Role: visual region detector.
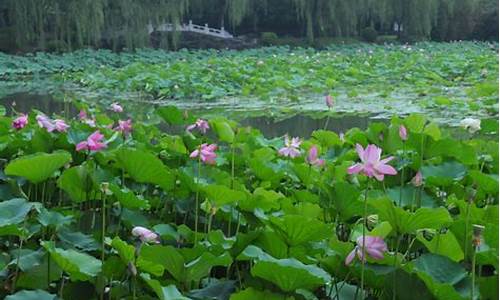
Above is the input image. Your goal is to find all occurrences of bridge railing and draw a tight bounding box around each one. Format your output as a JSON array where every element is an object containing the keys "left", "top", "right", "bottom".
[{"left": 147, "top": 20, "right": 233, "bottom": 39}]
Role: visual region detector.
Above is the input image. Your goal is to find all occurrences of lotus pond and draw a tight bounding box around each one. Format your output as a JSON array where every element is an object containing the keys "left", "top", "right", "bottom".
[{"left": 0, "top": 42, "right": 498, "bottom": 300}]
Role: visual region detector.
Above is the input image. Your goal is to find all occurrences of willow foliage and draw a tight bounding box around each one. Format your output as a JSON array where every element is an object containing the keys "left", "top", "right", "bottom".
[{"left": 0, "top": 0, "right": 495, "bottom": 51}]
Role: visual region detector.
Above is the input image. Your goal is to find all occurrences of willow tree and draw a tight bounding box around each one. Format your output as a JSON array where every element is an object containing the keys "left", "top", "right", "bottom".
[{"left": 5, "top": 0, "right": 188, "bottom": 51}]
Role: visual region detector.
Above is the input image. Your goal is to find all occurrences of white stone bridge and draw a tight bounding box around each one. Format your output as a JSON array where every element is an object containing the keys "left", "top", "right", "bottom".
[{"left": 147, "top": 20, "right": 234, "bottom": 39}]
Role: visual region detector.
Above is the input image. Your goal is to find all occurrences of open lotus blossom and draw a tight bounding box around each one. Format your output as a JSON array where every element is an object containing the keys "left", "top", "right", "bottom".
[
  {"left": 190, "top": 143, "right": 217, "bottom": 164},
  {"left": 12, "top": 114, "right": 28, "bottom": 130},
  {"left": 78, "top": 109, "right": 87, "bottom": 120},
  {"left": 278, "top": 136, "right": 301, "bottom": 158},
  {"left": 345, "top": 235, "right": 388, "bottom": 265},
  {"left": 76, "top": 131, "right": 107, "bottom": 152},
  {"left": 131, "top": 226, "right": 160, "bottom": 244},
  {"left": 306, "top": 145, "right": 325, "bottom": 167},
  {"left": 325, "top": 94, "right": 334, "bottom": 108},
  {"left": 347, "top": 144, "right": 397, "bottom": 181},
  {"left": 399, "top": 125, "right": 408, "bottom": 141},
  {"left": 110, "top": 102, "right": 123, "bottom": 113},
  {"left": 115, "top": 119, "right": 133, "bottom": 135},
  {"left": 53, "top": 119, "right": 70, "bottom": 132},
  {"left": 411, "top": 171, "right": 423, "bottom": 187},
  {"left": 36, "top": 114, "right": 56, "bottom": 132},
  {"left": 459, "top": 118, "right": 481, "bottom": 133},
  {"left": 186, "top": 119, "right": 210, "bottom": 134}
]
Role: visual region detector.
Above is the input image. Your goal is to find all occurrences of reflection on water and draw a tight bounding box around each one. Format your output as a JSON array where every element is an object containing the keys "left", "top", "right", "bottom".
[
  {"left": 1, "top": 92, "right": 384, "bottom": 138},
  {"left": 241, "top": 114, "right": 384, "bottom": 138},
  {"left": 0, "top": 92, "right": 77, "bottom": 118}
]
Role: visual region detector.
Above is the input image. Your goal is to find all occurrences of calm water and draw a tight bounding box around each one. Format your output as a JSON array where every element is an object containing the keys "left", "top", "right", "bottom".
[{"left": 0, "top": 92, "right": 383, "bottom": 138}]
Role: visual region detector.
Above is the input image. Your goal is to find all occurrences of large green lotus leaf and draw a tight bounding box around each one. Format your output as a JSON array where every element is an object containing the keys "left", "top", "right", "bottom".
[
  {"left": 0, "top": 198, "right": 33, "bottom": 227},
  {"left": 185, "top": 252, "right": 233, "bottom": 283},
  {"left": 16, "top": 255, "right": 62, "bottom": 290},
  {"left": 188, "top": 280, "right": 236, "bottom": 300},
  {"left": 115, "top": 148, "right": 174, "bottom": 191},
  {"left": 412, "top": 253, "right": 472, "bottom": 300},
  {"left": 57, "top": 166, "right": 91, "bottom": 203},
  {"left": 311, "top": 130, "right": 342, "bottom": 147},
  {"left": 230, "top": 287, "right": 291, "bottom": 300},
  {"left": 109, "top": 184, "right": 150, "bottom": 210},
  {"left": 239, "top": 187, "right": 282, "bottom": 212},
  {"left": 371, "top": 197, "right": 452, "bottom": 234},
  {"left": 417, "top": 231, "right": 464, "bottom": 262},
  {"left": 468, "top": 171, "right": 498, "bottom": 194},
  {"left": 141, "top": 274, "right": 190, "bottom": 300},
  {"left": 332, "top": 182, "right": 364, "bottom": 222},
  {"left": 5, "top": 290, "right": 57, "bottom": 300},
  {"left": 57, "top": 229, "right": 99, "bottom": 251},
  {"left": 421, "top": 161, "right": 467, "bottom": 186},
  {"left": 251, "top": 253, "right": 331, "bottom": 292},
  {"left": 326, "top": 281, "right": 363, "bottom": 300},
  {"left": 204, "top": 184, "right": 247, "bottom": 207},
  {"left": 383, "top": 269, "right": 434, "bottom": 300},
  {"left": 9, "top": 249, "right": 44, "bottom": 271},
  {"left": 137, "top": 244, "right": 184, "bottom": 282},
  {"left": 254, "top": 230, "right": 288, "bottom": 259},
  {"left": 402, "top": 207, "right": 452, "bottom": 234},
  {"left": 387, "top": 186, "right": 437, "bottom": 208},
  {"left": 427, "top": 139, "right": 477, "bottom": 165},
  {"left": 5, "top": 151, "right": 72, "bottom": 183},
  {"left": 42, "top": 241, "right": 101, "bottom": 281},
  {"left": 111, "top": 237, "right": 135, "bottom": 264},
  {"left": 37, "top": 208, "right": 73, "bottom": 228},
  {"left": 404, "top": 114, "right": 427, "bottom": 133},
  {"left": 211, "top": 119, "right": 235, "bottom": 143},
  {"left": 269, "top": 215, "right": 332, "bottom": 246},
  {"left": 156, "top": 106, "right": 186, "bottom": 125}
]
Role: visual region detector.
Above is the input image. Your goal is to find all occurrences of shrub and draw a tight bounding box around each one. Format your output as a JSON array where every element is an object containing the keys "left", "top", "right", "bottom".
[
  {"left": 261, "top": 32, "right": 279, "bottom": 46},
  {"left": 361, "top": 27, "right": 378, "bottom": 43}
]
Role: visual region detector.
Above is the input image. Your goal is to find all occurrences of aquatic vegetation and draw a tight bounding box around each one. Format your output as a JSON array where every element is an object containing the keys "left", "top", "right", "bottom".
[
  {"left": 0, "top": 103, "right": 497, "bottom": 299},
  {"left": 1, "top": 42, "right": 498, "bottom": 127}
]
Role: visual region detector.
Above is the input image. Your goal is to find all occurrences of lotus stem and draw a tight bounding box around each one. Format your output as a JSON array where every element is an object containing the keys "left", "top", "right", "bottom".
[
  {"left": 194, "top": 146, "right": 202, "bottom": 244},
  {"left": 228, "top": 142, "right": 235, "bottom": 235},
  {"left": 471, "top": 245, "right": 477, "bottom": 300},
  {"left": 392, "top": 236, "right": 401, "bottom": 300},
  {"left": 361, "top": 183, "right": 369, "bottom": 299},
  {"left": 399, "top": 142, "right": 405, "bottom": 207}
]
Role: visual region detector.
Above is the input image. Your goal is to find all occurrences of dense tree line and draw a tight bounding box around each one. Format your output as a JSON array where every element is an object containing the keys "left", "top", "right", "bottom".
[{"left": 0, "top": 0, "right": 497, "bottom": 52}]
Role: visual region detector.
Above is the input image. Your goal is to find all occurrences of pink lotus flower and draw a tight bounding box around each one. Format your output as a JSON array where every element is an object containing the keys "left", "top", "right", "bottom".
[
  {"left": 76, "top": 131, "right": 107, "bottom": 152},
  {"left": 345, "top": 236, "right": 388, "bottom": 265},
  {"left": 54, "top": 119, "right": 70, "bottom": 132},
  {"left": 347, "top": 144, "right": 397, "bottom": 181},
  {"left": 110, "top": 103, "right": 123, "bottom": 113},
  {"left": 12, "top": 114, "right": 28, "bottom": 130},
  {"left": 36, "top": 114, "right": 56, "bottom": 132},
  {"left": 190, "top": 143, "right": 217, "bottom": 164},
  {"left": 186, "top": 119, "right": 210, "bottom": 134},
  {"left": 325, "top": 94, "right": 334, "bottom": 108},
  {"left": 115, "top": 119, "right": 133, "bottom": 135},
  {"left": 131, "top": 226, "right": 159, "bottom": 244},
  {"left": 399, "top": 125, "right": 408, "bottom": 141},
  {"left": 306, "top": 145, "right": 325, "bottom": 167},
  {"left": 278, "top": 136, "right": 301, "bottom": 158},
  {"left": 411, "top": 171, "right": 423, "bottom": 187},
  {"left": 78, "top": 109, "right": 87, "bottom": 120}
]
